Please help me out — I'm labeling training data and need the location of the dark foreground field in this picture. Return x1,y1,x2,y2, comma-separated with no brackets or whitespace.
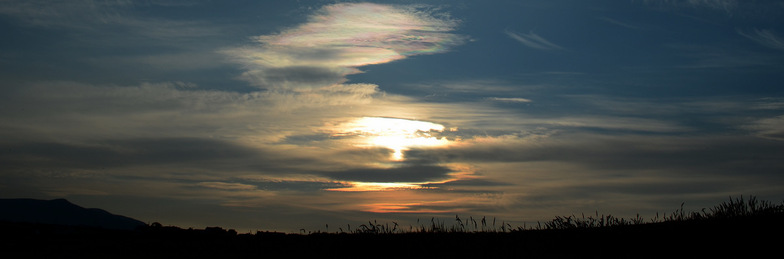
3,197,782,258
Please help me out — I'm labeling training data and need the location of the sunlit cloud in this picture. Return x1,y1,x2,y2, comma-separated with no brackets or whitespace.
361,201,456,214
330,117,453,161
223,3,466,89
330,182,427,192
322,161,479,194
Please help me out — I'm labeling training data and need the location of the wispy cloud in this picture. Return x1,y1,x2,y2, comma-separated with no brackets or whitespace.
597,16,640,30
642,0,738,13
746,115,784,141
738,28,784,50
641,0,784,21
197,182,257,191
681,0,737,12
504,30,563,50
668,43,780,69
752,98,784,110
0,0,220,39
486,97,532,103
0,0,129,28
0,0,228,78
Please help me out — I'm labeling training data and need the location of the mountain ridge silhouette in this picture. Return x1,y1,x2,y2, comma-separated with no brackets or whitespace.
0,198,145,230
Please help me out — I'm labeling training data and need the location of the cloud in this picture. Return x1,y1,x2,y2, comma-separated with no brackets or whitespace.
641,0,784,21
738,28,784,50
410,133,784,187
0,137,326,185
4,1,783,233
197,182,257,191
667,43,780,69
0,0,233,84
0,0,130,28
641,0,738,13
241,177,349,192
747,115,784,141
680,0,737,12
597,17,641,30
504,30,563,50
486,97,532,103
0,81,389,144
0,79,502,196
3,78,782,232
420,178,513,188
0,0,221,40
752,98,784,110
223,3,466,90
321,165,453,183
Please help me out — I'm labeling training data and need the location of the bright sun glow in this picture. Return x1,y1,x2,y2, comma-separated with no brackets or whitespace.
335,117,453,161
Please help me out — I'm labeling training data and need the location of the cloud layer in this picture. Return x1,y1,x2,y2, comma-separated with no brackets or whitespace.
2,1,784,233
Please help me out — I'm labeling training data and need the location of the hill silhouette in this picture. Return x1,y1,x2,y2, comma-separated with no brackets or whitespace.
1,196,782,258
0,198,145,230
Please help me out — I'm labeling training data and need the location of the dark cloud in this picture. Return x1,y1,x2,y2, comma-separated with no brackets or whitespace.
568,180,738,197
248,179,348,192
422,179,512,187
280,133,335,145
321,165,453,183
412,134,784,176
0,137,265,170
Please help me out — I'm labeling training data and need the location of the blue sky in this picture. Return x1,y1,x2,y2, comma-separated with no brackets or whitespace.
1,0,783,232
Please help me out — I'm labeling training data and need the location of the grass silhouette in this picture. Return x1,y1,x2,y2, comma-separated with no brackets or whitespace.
538,195,784,230
309,195,783,234
3,195,782,258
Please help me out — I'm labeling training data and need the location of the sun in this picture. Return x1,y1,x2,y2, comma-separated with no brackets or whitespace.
335,117,453,161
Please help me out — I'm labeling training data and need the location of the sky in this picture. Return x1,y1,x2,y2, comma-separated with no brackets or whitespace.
1,0,783,233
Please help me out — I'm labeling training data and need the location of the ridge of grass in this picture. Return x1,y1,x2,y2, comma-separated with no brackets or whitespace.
306,195,784,234
6,195,782,257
